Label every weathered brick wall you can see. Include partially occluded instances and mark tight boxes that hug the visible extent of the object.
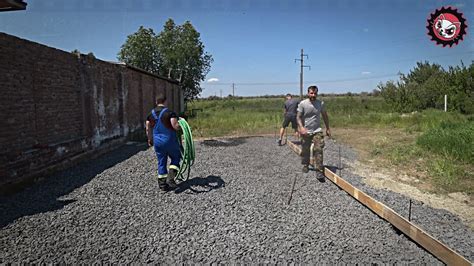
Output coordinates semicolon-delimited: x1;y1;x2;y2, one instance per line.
0;32;182;190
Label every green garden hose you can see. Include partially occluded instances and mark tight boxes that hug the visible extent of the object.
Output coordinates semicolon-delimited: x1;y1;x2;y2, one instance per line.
176;118;195;181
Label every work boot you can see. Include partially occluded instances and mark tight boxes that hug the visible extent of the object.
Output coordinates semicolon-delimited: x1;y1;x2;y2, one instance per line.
302;165;309;173
277;139;282;146
317;172;326;182
166;169;177;189
158;178;168;191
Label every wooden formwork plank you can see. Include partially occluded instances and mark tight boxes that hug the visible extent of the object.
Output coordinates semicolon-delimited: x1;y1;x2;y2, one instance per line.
324;168;471;266
287;140;302;155
286;140;471;265
287;140;316;165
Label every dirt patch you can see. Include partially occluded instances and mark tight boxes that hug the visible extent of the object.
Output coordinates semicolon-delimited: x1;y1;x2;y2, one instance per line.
348;160;474;229
334;127;474;229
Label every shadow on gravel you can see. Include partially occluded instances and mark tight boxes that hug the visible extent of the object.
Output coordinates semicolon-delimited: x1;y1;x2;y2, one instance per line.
0;142;148;228
200;138;246;147
175;175;225;194
325;165;339;173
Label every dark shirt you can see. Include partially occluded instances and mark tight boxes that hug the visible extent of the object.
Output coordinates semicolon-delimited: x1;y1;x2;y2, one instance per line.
146;106;177;130
284;98;299;117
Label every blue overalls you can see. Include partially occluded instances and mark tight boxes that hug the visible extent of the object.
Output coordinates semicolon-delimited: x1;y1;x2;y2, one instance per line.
151;108;181;178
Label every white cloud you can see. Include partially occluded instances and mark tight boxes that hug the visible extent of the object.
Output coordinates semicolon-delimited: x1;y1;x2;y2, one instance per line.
361;71;371;75
207;78;219;83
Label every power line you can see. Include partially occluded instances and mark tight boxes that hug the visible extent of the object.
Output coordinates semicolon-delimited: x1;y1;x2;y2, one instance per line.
204;73;399;86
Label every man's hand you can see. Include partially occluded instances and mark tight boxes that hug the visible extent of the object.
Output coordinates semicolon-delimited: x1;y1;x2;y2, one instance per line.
326;128;331;138
146;120;154;146
299;127;308;136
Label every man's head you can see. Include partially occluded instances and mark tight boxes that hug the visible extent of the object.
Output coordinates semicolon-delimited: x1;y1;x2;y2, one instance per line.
307;85;318;101
156;93;167;105
285;93;292;100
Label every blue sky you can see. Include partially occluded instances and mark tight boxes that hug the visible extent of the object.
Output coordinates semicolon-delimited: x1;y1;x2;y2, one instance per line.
1;0;472;97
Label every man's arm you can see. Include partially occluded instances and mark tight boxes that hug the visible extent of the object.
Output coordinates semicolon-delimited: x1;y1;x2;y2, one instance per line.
146;120;153;146
170;117;180;131
297;111;307;135
322;111;331;137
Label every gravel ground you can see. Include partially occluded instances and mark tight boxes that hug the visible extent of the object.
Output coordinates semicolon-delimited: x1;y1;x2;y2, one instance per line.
0;136;472;264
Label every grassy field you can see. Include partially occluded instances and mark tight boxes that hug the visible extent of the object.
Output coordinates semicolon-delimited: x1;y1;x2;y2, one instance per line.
186;96;473;195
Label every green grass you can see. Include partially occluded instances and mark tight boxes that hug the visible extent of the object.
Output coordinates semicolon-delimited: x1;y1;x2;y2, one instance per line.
386;145;424;165
187;98;283;137
417;121;474;163
430;158;464;187
188;96;470;136
416;120;474;194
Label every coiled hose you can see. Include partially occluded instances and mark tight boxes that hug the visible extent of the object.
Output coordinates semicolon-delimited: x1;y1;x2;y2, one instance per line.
176;118;195;181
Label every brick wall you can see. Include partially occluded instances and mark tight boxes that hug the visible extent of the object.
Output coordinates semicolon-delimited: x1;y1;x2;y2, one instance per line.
0;32;183;191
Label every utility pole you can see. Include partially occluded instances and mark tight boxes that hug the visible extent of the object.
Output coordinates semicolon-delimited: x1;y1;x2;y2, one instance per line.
232;83;235;97
220;89;222;98
295;49;311;99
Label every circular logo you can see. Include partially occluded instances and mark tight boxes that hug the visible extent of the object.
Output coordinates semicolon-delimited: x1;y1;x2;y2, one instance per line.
427;6;468;47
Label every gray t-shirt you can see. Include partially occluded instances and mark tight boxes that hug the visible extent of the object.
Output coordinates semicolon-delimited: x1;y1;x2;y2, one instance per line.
297;99;326;133
284;98;299;117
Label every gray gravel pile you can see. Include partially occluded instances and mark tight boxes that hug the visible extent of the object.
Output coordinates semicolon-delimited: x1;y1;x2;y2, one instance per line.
1;137;472;264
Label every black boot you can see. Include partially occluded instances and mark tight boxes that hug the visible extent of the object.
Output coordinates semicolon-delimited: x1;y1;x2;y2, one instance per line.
302;165;309;173
158;178;168;191
166;169;177;189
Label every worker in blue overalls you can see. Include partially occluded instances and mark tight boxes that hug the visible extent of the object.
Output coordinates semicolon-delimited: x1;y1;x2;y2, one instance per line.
146;93;181;191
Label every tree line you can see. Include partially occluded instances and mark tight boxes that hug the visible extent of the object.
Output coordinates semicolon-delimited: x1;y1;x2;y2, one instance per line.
118;19;213;102
378;61;474;114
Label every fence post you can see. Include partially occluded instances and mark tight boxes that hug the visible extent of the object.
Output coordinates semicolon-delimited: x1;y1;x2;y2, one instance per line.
444;94;447;112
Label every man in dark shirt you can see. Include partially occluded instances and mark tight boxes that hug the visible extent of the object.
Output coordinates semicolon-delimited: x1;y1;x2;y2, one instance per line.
146;93;181;191
278;94;300;146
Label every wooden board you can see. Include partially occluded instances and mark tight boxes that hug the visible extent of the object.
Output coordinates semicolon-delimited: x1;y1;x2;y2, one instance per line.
287;140;302;155
287;140;316;165
286;140;471;265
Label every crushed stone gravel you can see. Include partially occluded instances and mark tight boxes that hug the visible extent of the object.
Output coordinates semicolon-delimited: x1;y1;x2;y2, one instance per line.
1;137;472;264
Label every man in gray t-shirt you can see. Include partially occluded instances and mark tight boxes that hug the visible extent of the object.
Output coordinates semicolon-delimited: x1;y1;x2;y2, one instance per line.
297;85;331;175
278;94;300;145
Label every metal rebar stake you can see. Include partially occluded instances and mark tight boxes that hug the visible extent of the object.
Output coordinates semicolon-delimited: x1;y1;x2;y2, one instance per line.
409;199;412;221
287;174;297;205
339;145;342;175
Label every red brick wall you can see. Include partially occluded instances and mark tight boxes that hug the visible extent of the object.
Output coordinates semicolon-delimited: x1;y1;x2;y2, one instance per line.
0;33;182;189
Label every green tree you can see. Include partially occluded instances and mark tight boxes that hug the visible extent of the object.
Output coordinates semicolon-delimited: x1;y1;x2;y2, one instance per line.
446;62;474;114
117;20;213;102
379;61;474;114
117;26;160;74
401;61;443;84
156;19;213;101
